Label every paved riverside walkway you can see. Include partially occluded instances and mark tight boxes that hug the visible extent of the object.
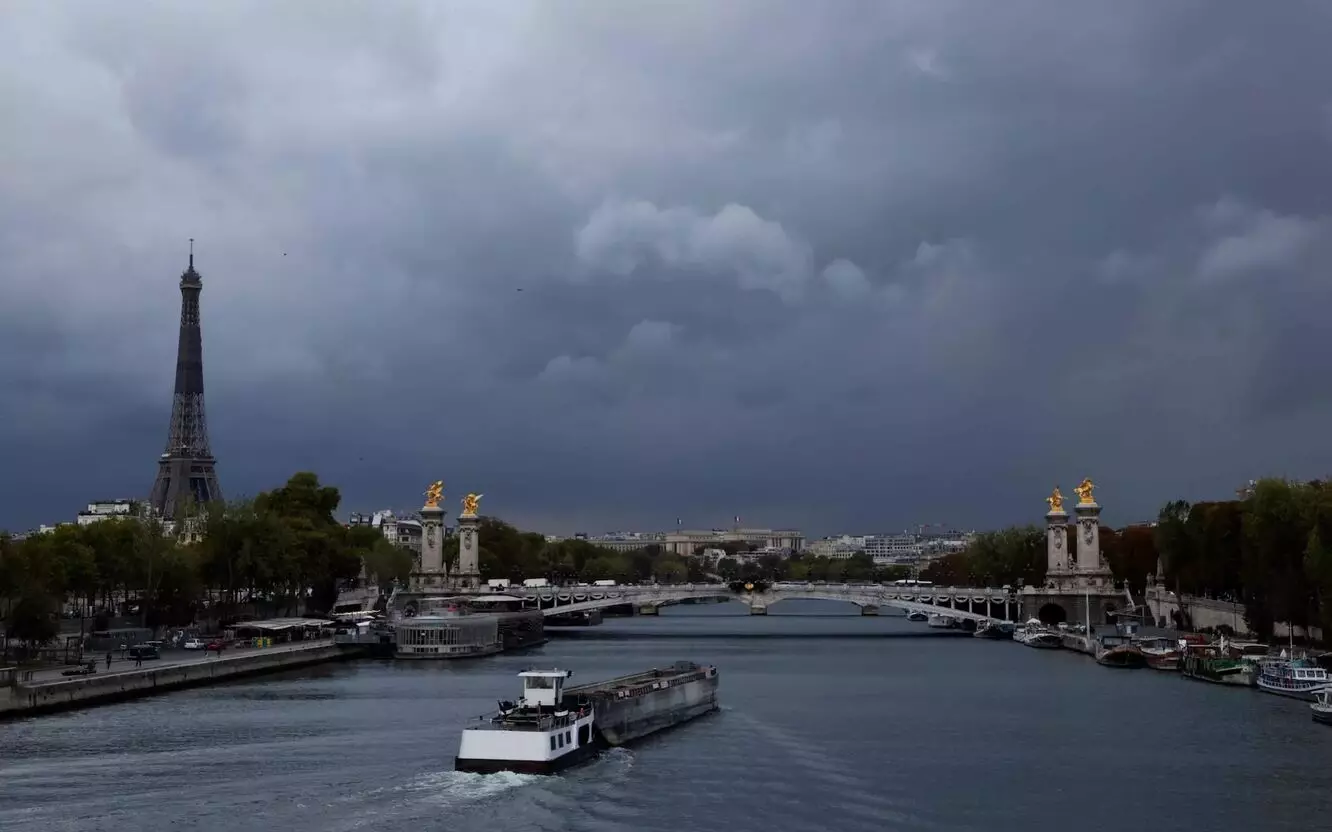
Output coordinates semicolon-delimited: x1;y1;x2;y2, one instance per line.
20;639;337;686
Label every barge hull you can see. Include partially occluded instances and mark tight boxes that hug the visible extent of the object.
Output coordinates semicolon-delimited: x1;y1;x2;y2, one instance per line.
567;661;720;747
456;743;598;775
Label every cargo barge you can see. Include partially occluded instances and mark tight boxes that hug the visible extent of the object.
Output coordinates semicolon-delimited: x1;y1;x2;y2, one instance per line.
455;661;720;774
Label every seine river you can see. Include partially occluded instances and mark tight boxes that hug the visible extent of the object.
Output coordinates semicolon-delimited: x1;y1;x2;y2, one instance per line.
2;602;1329;832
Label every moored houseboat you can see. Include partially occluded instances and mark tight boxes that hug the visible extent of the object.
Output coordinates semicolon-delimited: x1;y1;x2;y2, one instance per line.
1095;624;1147;668
1134;636;1188;668
1180;642;1258;687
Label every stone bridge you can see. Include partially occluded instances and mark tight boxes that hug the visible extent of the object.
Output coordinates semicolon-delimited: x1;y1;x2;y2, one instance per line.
510;583;1018;622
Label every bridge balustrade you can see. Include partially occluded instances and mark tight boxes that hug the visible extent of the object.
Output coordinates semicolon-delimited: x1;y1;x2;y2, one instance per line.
507;581;1016;622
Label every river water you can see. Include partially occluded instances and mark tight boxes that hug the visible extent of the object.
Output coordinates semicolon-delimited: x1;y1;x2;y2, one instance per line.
2;602;1329;832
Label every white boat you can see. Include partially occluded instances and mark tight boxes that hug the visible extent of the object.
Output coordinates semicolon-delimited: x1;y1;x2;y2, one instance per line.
1312;687;1332;726
456;670;598;774
926;614;955;629
1256;657;1329;700
1013;619;1061;649
1023;630;1063;649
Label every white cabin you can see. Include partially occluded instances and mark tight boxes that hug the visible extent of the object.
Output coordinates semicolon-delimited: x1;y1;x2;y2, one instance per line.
519;669;571;708
455;667;597;774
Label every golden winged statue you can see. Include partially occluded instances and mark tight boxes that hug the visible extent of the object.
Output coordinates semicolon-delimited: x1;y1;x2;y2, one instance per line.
1074;477;1096;505
423;480;444;508
461;492;484;517
1046;487;1065;513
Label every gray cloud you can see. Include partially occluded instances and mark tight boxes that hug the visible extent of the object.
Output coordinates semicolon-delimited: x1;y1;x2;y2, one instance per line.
3;1;1332;537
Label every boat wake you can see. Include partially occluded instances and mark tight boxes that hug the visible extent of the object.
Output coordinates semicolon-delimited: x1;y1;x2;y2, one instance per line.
404;769;538;804
726;712;938;831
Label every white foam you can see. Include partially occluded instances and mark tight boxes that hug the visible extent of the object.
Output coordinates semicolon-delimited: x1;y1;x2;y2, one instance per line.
404;768;539;805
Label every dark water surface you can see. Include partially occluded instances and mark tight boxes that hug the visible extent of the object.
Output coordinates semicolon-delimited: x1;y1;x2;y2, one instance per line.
2;603;1329;832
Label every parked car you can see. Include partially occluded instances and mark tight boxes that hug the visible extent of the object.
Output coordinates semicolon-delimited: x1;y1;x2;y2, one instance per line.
181;638;207;650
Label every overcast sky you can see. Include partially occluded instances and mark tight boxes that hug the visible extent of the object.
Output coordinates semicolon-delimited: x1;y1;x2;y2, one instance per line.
3;1;1332;537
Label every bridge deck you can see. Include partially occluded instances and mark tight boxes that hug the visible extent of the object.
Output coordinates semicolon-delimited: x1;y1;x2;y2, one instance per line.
497;582;1016;622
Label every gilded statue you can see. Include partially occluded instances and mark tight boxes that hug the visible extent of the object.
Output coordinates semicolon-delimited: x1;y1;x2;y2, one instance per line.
461;492;484;517
1046;487;1065;513
1074;477;1096;505
424;480;444;508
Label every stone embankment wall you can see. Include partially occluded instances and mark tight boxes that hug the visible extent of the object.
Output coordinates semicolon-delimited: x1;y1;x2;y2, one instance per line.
1143;587;1324;641
1144;587;1251;635
1;642;353;718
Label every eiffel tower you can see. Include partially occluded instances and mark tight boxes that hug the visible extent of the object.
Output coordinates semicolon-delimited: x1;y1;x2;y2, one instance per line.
149;240;222;519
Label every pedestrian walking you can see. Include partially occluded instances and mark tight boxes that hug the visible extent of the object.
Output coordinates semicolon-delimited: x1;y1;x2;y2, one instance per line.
105;652;112;669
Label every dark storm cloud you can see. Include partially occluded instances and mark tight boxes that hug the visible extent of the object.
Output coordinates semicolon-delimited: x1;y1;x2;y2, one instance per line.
3;1;1332;536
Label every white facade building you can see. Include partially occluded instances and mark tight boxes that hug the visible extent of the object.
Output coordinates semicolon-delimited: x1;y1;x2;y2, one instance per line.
76;499;136;526
807;536;866;559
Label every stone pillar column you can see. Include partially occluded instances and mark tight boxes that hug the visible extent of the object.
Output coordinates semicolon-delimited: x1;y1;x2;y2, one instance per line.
1047;507;1069;574
415;503;445;589
1075;500;1102;572
456;512;481;591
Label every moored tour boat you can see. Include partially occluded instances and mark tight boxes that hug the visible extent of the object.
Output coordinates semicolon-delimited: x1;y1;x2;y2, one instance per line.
1256;657;1329;701
906;611;929;623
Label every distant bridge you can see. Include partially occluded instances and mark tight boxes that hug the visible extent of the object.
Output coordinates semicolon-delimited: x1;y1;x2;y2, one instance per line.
511;583;1018;622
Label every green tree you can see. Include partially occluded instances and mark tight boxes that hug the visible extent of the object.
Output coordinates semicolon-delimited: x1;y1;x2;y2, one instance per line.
5;593;58;652
1103;524;1159;596
360;538;415;593
1242;478;1315;637
254;473;360;613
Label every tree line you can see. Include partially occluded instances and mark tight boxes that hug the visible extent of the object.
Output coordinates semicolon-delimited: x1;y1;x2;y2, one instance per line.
468;524;913;586
10;472;1327;650
918;523;1160;594
913;477;1332;644
1153;478;1332;641
0;473;415;653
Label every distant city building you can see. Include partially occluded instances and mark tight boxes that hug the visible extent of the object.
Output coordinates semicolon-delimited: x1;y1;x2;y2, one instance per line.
577;532;667;553
548;527;805;558
662;528;804;557
808;529;972;567
348;509;432;555
807;536;866;559
76;499;136;526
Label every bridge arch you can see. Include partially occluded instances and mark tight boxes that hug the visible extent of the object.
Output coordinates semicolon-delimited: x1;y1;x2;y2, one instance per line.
1038;602;1068;625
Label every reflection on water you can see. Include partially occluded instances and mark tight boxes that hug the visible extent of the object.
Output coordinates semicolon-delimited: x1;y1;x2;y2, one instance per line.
2;602;1330;832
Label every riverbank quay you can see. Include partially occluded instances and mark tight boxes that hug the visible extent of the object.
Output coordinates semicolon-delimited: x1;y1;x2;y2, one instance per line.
0;639;361;719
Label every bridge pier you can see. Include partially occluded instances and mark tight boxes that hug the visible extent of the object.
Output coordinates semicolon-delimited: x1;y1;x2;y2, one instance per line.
860;605;879;616
749;605;768;615
637;604;659;616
